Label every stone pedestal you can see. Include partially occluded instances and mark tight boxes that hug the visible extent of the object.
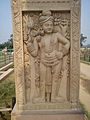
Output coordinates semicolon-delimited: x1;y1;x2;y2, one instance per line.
11;0;84;120
11;106;85;120
12;114;85;120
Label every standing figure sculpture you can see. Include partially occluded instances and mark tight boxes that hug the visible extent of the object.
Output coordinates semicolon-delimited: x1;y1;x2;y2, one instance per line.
28;10;70;103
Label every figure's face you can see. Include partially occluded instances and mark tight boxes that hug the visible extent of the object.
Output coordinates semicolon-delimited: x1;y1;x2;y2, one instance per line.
42;20;53;34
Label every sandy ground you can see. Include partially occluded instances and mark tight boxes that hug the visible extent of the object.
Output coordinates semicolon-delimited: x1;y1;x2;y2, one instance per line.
80;85;90;112
81;63;90;78
80;63;90;112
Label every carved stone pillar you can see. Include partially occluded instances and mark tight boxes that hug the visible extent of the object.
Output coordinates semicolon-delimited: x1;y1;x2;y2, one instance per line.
11;0;85;120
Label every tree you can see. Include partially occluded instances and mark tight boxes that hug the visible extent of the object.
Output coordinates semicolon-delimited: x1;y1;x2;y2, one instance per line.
0;34;13;50
80;34;87;47
8;34;13;49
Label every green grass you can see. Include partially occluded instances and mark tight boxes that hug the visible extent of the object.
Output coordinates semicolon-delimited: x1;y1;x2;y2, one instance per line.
0;73;15;120
0;73;15;107
80;103;90;120
80;54;90;63
0;52;5;56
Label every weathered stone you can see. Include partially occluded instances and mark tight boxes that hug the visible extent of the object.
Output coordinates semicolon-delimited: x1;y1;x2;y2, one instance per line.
11;0;85;120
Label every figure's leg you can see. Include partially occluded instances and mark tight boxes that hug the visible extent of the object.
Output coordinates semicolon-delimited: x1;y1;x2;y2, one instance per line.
51;61;64;102
33;63;46;103
45;67;52;102
39;63;46;101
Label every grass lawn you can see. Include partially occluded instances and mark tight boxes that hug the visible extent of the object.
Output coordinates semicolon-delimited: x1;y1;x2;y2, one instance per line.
0;73;15;120
0;73;15;107
80;103;90;120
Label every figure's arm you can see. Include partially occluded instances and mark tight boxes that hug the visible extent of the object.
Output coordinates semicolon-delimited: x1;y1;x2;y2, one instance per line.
57;33;70;56
27;37;38;57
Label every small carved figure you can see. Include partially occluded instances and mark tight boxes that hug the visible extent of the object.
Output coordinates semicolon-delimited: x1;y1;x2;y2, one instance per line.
28;10;70;103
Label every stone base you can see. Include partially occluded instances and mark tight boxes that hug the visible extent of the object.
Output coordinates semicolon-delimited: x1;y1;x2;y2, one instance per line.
12;113;86;120
11;106;86;120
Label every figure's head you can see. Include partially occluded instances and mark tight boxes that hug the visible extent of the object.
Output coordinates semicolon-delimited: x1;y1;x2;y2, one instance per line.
39;10;54;34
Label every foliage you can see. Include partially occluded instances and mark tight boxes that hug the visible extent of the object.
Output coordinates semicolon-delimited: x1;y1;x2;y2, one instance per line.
80;34;87;47
0;34;13;49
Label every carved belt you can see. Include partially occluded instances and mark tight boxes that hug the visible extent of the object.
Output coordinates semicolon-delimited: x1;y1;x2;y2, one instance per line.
41;58;60;67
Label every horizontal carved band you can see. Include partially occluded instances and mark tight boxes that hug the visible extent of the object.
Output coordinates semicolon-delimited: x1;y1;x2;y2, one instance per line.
22;0;70;3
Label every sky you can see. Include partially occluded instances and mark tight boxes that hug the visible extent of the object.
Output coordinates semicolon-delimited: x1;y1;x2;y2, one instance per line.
0;0;90;44
0;0;12;44
81;0;90;45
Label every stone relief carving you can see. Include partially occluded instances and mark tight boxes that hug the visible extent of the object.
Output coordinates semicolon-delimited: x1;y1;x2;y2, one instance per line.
23;10;70;103
22;0;70;3
70;0;80;107
11;0;25;108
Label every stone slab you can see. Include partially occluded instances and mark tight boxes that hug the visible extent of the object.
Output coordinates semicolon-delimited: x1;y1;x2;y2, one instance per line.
12;113;86;120
11;106;85;120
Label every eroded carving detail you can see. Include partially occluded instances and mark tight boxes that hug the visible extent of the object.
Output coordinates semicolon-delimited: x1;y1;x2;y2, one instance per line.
23;10;70;103
11;0;81;112
11;0;25;108
70;0;80;107
22;0;70;3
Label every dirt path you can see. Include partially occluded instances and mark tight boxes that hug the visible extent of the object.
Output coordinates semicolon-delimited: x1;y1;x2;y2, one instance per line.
80;85;90;112
81;63;90;78
80;63;90;112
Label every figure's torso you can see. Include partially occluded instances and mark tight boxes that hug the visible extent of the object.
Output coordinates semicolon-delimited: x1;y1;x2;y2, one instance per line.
39;33;61;66
40;33;58;53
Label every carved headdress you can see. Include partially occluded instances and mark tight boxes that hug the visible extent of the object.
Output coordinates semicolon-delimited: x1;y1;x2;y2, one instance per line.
39;10;53;24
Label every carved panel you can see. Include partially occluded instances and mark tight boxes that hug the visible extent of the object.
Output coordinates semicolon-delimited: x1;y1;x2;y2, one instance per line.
11;0;81;110
21;0;70;11
23;11;70;104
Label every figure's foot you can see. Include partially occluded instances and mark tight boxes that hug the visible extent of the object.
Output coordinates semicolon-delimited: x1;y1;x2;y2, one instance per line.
33;97;45;103
51;97;65;103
